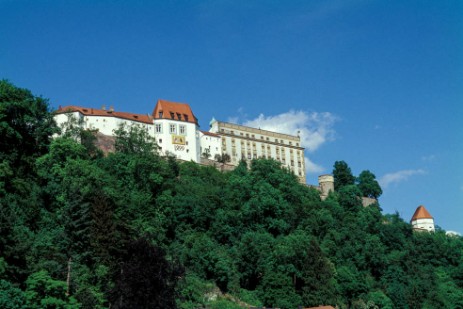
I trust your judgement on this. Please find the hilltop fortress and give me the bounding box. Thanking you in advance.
[55,99,307,183]
[55,99,431,229]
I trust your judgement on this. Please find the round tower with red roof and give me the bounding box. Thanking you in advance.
[410,205,435,232]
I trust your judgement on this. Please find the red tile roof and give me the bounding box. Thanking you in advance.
[200,130,221,138]
[152,99,198,125]
[411,205,433,221]
[56,105,153,124]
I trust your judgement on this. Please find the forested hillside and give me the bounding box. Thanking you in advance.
[1,80,462,308]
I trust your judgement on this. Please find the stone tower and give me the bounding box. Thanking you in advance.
[410,205,435,232]
[318,174,334,200]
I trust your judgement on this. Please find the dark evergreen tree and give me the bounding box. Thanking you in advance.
[333,160,355,190]
[300,239,337,306]
[90,191,117,265]
[110,238,183,309]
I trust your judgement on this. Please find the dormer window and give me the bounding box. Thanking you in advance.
[184,115,189,122]
[170,112,175,119]
[159,111,163,118]
[177,113,182,120]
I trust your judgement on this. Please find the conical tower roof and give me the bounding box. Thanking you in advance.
[411,205,433,222]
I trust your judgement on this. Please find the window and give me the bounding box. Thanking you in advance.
[159,139,162,143]
[184,115,189,122]
[155,123,162,133]
[179,125,186,135]
[170,124,176,134]
[170,112,175,119]
[159,111,163,118]
[177,113,182,120]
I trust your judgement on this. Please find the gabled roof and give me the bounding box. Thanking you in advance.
[200,130,221,138]
[152,99,198,125]
[411,205,433,222]
[55,105,153,124]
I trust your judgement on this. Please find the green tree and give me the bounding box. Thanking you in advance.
[333,160,355,190]
[337,185,363,212]
[357,170,382,199]
[214,153,231,171]
[24,270,79,308]
[0,80,57,180]
[257,272,302,309]
[113,123,157,155]
[0,279,26,308]
[236,231,275,290]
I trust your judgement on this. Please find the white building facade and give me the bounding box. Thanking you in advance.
[151,100,201,162]
[199,130,222,160]
[208,119,306,183]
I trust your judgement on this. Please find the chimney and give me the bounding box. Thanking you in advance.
[101,105,106,111]
[109,105,114,113]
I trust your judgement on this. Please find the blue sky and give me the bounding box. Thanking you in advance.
[1,0,462,233]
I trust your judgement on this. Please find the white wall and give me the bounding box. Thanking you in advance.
[411,218,435,232]
[153,119,199,162]
[199,133,221,160]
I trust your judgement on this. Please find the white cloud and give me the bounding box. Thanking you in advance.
[379,169,426,188]
[242,110,337,152]
[227,116,239,124]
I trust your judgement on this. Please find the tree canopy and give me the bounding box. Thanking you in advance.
[333,160,355,191]
[1,81,462,309]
